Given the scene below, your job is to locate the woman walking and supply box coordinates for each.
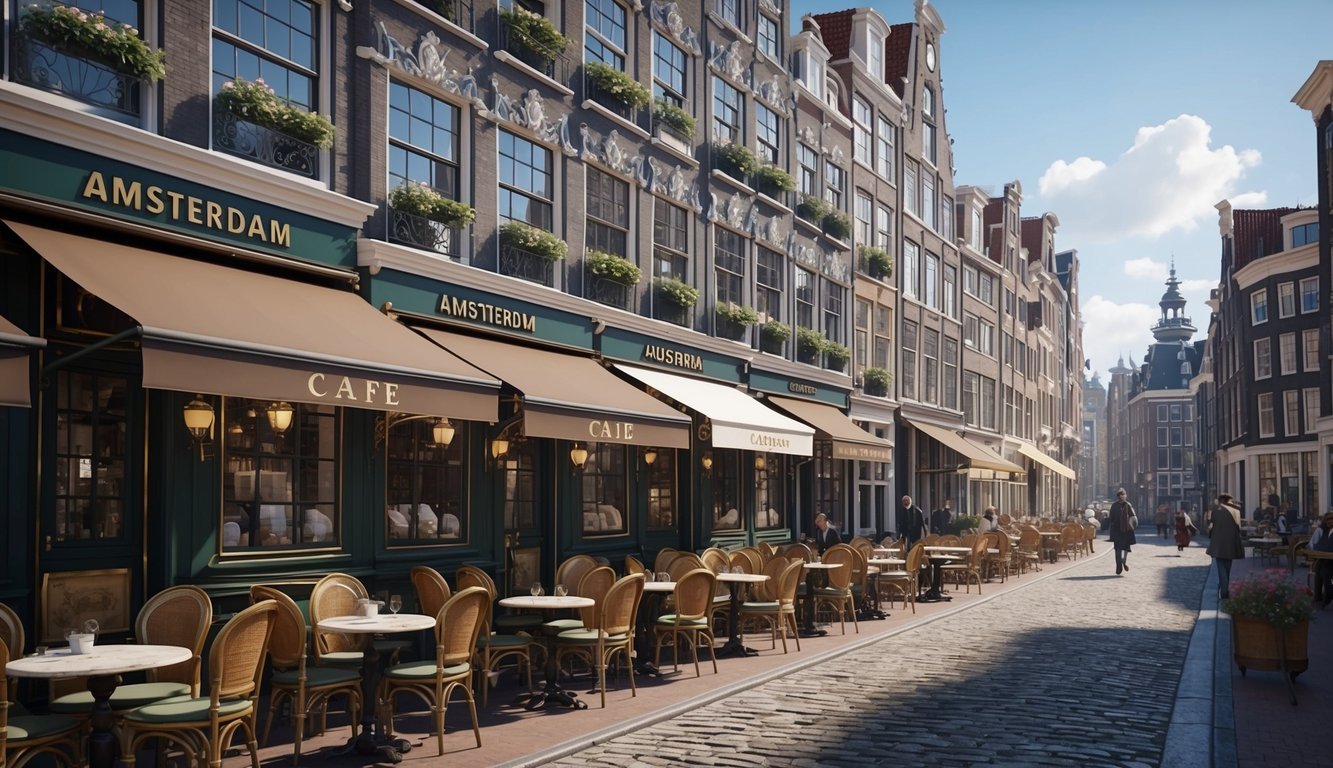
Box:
[1174,507,1195,552]
[1109,488,1137,575]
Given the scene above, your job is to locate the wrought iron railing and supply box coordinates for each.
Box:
[500,244,555,286]
[11,35,141,120]
[587,275,634,311]
[213,111,320,180]
[496,16,570,83]
[389,208,461,258]
[583,73,646,128]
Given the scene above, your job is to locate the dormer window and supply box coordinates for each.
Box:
[824,78,839,110]
[868,33,884,78]
[795,50,824,101]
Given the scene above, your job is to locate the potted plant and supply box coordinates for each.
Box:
[860,245,893,279]
[586,249,641,286]
[653,99,696,139]
[1223,569,1313,692]
[499,221,567,261]
[949,515,981,536]
[863,367,891,396]
[796,326,825,365]
[584,61,650,108]
[824,341,851,372]
[216,77,335,148]
[823,210,853,242]
[760,321,791,355]
[715,302,758,341]
[499,6,568,65]
[19,3,166,81]
[753,165,795,198]
[797,194,830,225]
[714,142,758,181]
[389,183,475,228]
[655,276,699,308]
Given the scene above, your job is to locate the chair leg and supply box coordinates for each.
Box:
[293,686,306,765]
[689,629,701,678]
[434,682,447,756]
[706,630,718,674]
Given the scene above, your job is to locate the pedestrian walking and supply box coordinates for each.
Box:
[1109,488,1137,575]
[1174,508,1195,552]
[1206,494,1245,600]
[930,499,953,535]
[1155,504,1169,537]
[900,495,927,546]
[1309,512,1333,608]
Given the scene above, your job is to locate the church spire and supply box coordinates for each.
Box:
[1152,262,1194,343]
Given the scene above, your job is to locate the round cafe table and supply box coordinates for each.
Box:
[317,612,435,763]
[920,546,969,602]
[499,595,594,710]
[636,581,675,676]
[714,572,770,658]
[799,562,840,637]
[7,644,192,768]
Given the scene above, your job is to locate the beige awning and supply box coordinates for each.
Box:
[1018,443,1077,480]
[416,328,691,449]
[1,313,45,408]
[909,420,1024,474]
[7,222,498,420]
[766,396,892,461]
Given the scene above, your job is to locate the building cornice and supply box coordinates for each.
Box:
[1231,244,1318,289]
[1291,60,1333,117]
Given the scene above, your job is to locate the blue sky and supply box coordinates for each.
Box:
[794,0,1333,380]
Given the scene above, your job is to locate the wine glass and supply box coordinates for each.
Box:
[389,595,402,615]
[554,584,568,597]
[530,581,543,597]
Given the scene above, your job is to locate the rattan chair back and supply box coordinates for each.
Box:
[210,600,278,703]
[0,602,23,659]
[822,545,855,590]
[138,584,213,693]
[756,541,777,563]
[700,547,729,574]
[749,557,786,602]
[667,552,705,581]
[599,573,645,637]
[739,548,765,574]
[455,564,496,598]
[777,559,804,607]
[556,555,599,596]
[672,569,716,620]
[576,566,616,626]
[433,587,488,669]
[1017,527,1042,555]
[248,585,306,672]
[625,554,647,576]
[653,548,682,574]
[905,542,926,575]
[411,566,453,622]
[781,542,814,562]
[311,573,367,659]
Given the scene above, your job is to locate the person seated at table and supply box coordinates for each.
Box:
[813,512,841,554]
[976,508,997,533]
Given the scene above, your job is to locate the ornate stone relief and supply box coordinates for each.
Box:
[755,73,791,116]
[708,40,751,88]
[708,193,750,230]
[366,22,483,107]
[648,158,703,211]
[830,145,845,165]
[579,124,647,182]
[650,1,701,56]
[758,0,780,15]
[822,252,850,282]
[490,78,577,155]
[756,216,789,251]
[794,244,819,270]
[797,124,822,151]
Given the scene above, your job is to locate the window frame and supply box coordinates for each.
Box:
[712,75,743,144]
[498,129,555,230]
[1278,282,1296,319]
[1300,277,1319,313]
[1250,289,1268,325]
[652,33,688,107]
[1254,337,1272,380]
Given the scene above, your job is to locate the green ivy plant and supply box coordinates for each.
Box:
[753,165,796,194]
[761,321,792,344]
[216,78,335,148]
[587,249,642,285]
[389,183,475,228]
[863,366,891,395]
[499,221,568,261]
[585,62,651,108]
[653,99,696,138]
[655,276,700,307]
[823,211,853,241]
[499,6,568,63]
[797,194,830,223]
[715,142,758,179]
[824,341,851,366]
[860,245,893,278]
[20,3,166,81]
[796,326,825,357]
[716,303,759,325]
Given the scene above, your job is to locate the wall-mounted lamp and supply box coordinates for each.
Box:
[701,451,713,473]
[431,417,456,448]
[266,401,294,435]
[373,413,457,449]
[754,453,767,471]
[570,443,589,468]
[182,395,214,460]
[643,448,658,466]
[491,437,510,460]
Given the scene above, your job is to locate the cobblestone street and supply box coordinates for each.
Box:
[550,537,1211,768]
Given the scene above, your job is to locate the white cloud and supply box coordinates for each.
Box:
[1124,258,1166,280]
[1037,115,1265,245]
[1082,296,1161,378]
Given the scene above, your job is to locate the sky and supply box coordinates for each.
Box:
[794,0,1333,382]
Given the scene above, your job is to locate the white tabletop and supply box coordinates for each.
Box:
[643,581,676,593]
[7,644,192,679]
[1039,531,1062,536]
[499,595,594,610]
[1249,537,1283,545]
[802,562,840,570]
[867,558,906,567]
[923,546,973,553]
[715,572,769,584]
[926,554,962,562]
[317,613,436,634]
[872,548,902,556]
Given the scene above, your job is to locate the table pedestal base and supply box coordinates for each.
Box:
[917,589,951,603]
[514,680,587,710]
[715,639,760,658]
[333,731,414,763]
[87,674,120,768]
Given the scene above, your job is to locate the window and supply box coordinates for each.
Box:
[980,374,996,429]
[757,13,779,59]
[969,209,983,252]
[498,130,554,229]
[921,172,936,230]
[873,305,891,369]
[825,162,845,211]
[654,197,688,278]
[978,319,994,356]
[711,451,742,531]
[386,418,465,545]
[756,104,780,165]
[718,0,741,28]
[1301,277,1319,313]
[51,371,131,546]
[223,399,337,552]
[647,449,677,529]
[796,49,824,101]
[652,34,687,107]
[795,268,816,328]
[855,192,873,248]
[869,32,884,78]
[923,251,938,309]
[1258,393,1275,437]
[962,264,977,296]
[902,239,919,298]
[876,115,894,179]
[756,248,783,321]
[922,327,939,404]
[824,283,845,343]
[902,320,918,400]
[586,167,629,256]
[942,337,958,410]
[977,272,995,306]
[1250,289,1268,324]
[963,313,977,348]
[755,456,786,529]
[1284,391,1301,438]
[921,85,937,165]
[213,0,318,114]
[502,440,535,530]
[797,144,818,195]
[585,0,627,68]
[904,159,919,217]
[942,264,956,318]
[1305,388,1320,434]
[1280,332,1297,375]
[1278,282,1296,318]
[875,205,893,249]
[579,443,628,534]
[1254,337,1272,379]
[853,96,872,165]
[714,226,745,307]
[962,371,978,425]
[1304,329,1320,371]
[712,76,742,143]
[1291,221,1318,247]
[941,195,954,242]
[388,80,460,250]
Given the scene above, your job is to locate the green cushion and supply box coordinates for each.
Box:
[739,601,780,612]
[654,615,706,626]
[556,629,628,643]
[6,714,81,741]
[318,651,363,666]
[8,700,31,717]
[814,587,851,596]
[481,634,534,649]
[384,661,470,681]
[51,681,191,713]
[126,695,251,724]
[495,614,543,631]
[272,666,360,687]
[541,618,584,632]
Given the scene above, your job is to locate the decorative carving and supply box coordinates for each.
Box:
[650,1,701,56]
[795,244,819,270]
[822,252,850,282]
[711,194,749,230]
[649,158,702,210]
[757,217,787,250]
[709,40,750,87]
[491,79,577,154]
[830,145,845,165]
[758,0,780,14]
[368,22,483,106]
[580,124,653,184]
[798,125,819,148]
[755,73,790,115]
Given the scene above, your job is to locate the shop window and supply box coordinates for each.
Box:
[502,440,536,531]
[813,442,843,528]
[385,418,466,546]
[647,449,677,530]
[222,399,338,552]
[580,442,628,535]
[755,454,785,529]
[52,371,130,543]
[711,450,742,532]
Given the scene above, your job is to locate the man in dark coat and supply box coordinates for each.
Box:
[930,499,953,535]
[1108,488,1138,576]
[1206,493,1246,600]
[901,495,927,546]
[813,512,841,554]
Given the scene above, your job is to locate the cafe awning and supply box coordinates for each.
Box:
[765,395,892,462]
[416,328,691,449]
[1018,443,1077,480]
[1,313,45,408]
[7,222,499,420]
[614,364,813,456]
[908,420,1024,474]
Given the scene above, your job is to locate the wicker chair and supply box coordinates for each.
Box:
[2,638,83,768]
[625,554,647,576]
[381,587,488,754]
[1,603,25,709]
[1060,523,1086,560]
[813,545,859,635]
[411,566,453,622]
[666,552,705,581]
[250,586,360,764]
[756,541,778,563]
[119,600,277,768]
[781,542,814,563]
[738,559,803,653]
[653,548,683,575]
[1016,527,1043,573]
[544,565,615,635]
[983,532,1010,583]
[51,585,212,715]
[555,555,600,597]
[942,535,987,594]
[653,569,718,677]
[700,547,730,574]
[877,543,924,613]
[554,573,645,707]
[455,565,538,708]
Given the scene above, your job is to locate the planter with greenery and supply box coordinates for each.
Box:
[499,221,567,261]
[823,211,853,242]
[499,6,568,65]
[863,366,891,397]
[216,77,335,148]
[715,303,758,341]
[824,341,850,372]
[655,276,700,308]
[797,194,830,224]
[714,142,758,181]
[860,245,893,279]
[796,326,825,364]
[389,183,475,227]
[760,321,791,354]
[420,0,456,23]
[753,165,795,197]
[653,99,696,139]
[586,249,641,286]
[585,61,650,108]
[19,3,166,81]
[1224,570,1312,696]
[949,515,982,536]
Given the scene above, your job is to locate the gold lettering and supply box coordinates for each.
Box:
[247,214,267,241]
[111,177,141,210]
[270,221,290,248]
[364,380,380,403]
[186,195,203,225]
[79,172,294,248]
[166,190,185,219]
[205,201,223,230]
[228,207,246,234]
[81,171,108,203]
[145,185,164,214]
[307,372,327,398]
[435,294,538,333]
[335,376,356,401]
[384,382,399,406]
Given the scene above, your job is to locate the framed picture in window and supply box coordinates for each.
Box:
[39,568,132,643]
[509,547,541,598]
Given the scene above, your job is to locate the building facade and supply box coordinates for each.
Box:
[1080,373,1108,505]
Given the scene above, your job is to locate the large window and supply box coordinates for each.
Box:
[1292,221,1318,247]
[902,239,919,299]
[942,264,957,318]
[852,96,872,165]
[499,130,554,229]
[876,115,894,179]
[388,81,459,202]
[715,226,745,306]
[1300,277,1319,313]
[52,371,130,545]
[962,371,978,426]
[712,450,742,532]
[855,192,873,248]
[1305,388,1320,435]
[921,85,936,165]
[717,0,741,28]
[824,283,845,343]
[756,104,780,165]
[386,419,465,546]
[1279,332,1297,375]
[1250,289,1268,324]
[756,248,783,320]
[213,0,318,112]
[922,327,939,404]
[712,76,742,144]
[1304,329,1320,371]
[1284,391,1301,437]
[586,167,630,256]
[902,320,918,400]
[1278,282,1296,318]
[653,34,687,107]
[921,172,936,231]
[795,267,816,329]
[223,399,337,552]
[1258,392,1275,438]
[904,159,919,217]
[502,440,536,530]
[923,251,938,309]
[580,443,628,535]
[942,337,958,410]
[798,144,818,195]
[757,13,779,59]
[647,449,677,529]
[825,162,845,211]
[1254,337,1272,379]
[585,0,627,69]
[755,456,786,529]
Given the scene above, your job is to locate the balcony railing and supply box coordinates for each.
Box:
[587,274,634,311]
[500,244,555,286]
[213,111,320,180]
[496,16,570,83]
[583,73,646,129]
[389,208,461,258]
[432,0,476,34]
[12,35,141,120]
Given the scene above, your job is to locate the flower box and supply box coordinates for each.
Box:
[216,78,334,149]
[499,7,568,70]
[1232,616,1309,679]
[760,322,790,355]
[19,3,165,82]
[714,142,757,181]
[586,250,641,286]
